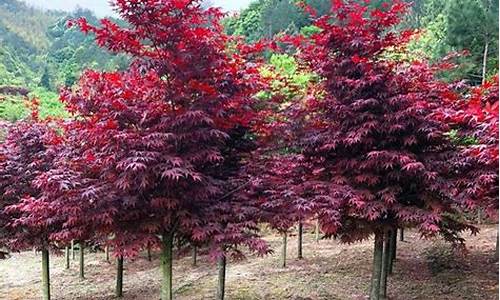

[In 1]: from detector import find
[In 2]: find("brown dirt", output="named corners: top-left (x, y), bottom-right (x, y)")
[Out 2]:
top-left (0, 225), bottom-right (498, 300)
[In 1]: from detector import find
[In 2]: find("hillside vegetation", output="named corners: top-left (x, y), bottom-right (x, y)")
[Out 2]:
top-left (0, 0), bottom-right (127, 121)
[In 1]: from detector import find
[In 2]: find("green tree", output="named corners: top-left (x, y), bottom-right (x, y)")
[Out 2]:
top-left (224, 0), bottom-right (331, 42)
top-left (223, 0), bottom-right (266, 41)
top-left (39, 66), bottom-right (51, 90)
top-left (446, 0), bottom-right (499, 83)
top-left (408, 0), bottom-right (499, 84)
top-left (62, 63), bottom-right (78, 87)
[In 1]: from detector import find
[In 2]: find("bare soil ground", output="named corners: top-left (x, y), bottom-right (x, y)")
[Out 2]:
top-left (0, 225), bottom-right (498, 300)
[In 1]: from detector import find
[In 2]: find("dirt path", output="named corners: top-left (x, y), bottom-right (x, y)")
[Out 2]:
top-left (0, 225), bottom-right (498, 300)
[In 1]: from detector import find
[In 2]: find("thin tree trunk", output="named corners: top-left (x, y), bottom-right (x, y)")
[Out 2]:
top-left (315, 219), bottom-right (320, 242)
top-left (79, 241), bottom-right (85, 279)
top-left (386, 230), bottom-right (393, 276)
top-left (281, 232), bottom-right (287, 268)
top-left (496, 230), bottom-right (498, 261)
top-left (147, 244), bottom-right (152, 262)
top-left (380, 231), bottom-right (391, 299)
top-left (160, 232), bottom-right (174, 300)
top-left (369, 232), bottom-right (383, 300)
top-left (41, 248), bottom-right (50, 300)
top-left (116, 256), bottom-right (124, 298)
top-left (192, 246), bottom-right (197, 266)
top-left (71, 240), bottom-right (75, 260)
top-left (482, 39), bottom-right (489, 84)
top-left (388, 229), bottom-right (396, 275)
top-left (391, 229), bottom-right (397, 261)
top-left (105, 246), bottom-right (110, 263)
top-left (297, 222), bottom-right (303, 259)
top-left (399, 228), bottom-right (404, 242)
top-left (216, 255), bottom-right (226, 300)
top-left (65, 246), bottom-right (70, 269)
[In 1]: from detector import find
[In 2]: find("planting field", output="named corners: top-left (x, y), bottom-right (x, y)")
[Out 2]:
top-left (1, 226), bottom-right (497, 300)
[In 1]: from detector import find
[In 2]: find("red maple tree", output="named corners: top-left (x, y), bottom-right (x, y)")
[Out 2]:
top-left (244, 51), bottom-right (320, 266)
top-left (0, 119), bottom-right (62, 251)
top-left (277, 1), bottom-right (486, 299)
top-left (0, 117), bottom-right (63, 300)
top-left (63, 0), bottom-right (268, 299)
top-left (245, 153), bottom-right (315, 267)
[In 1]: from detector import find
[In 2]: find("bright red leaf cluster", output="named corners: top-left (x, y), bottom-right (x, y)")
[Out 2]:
top-left (439, 76), bottom-right (499, 219)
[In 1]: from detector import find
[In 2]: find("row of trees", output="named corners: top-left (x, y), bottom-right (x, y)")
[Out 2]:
top-left (0, 1), bottom-right (498, 300)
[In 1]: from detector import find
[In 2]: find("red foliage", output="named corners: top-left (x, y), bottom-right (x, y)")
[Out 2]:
top-left (277, 0), bottom-right (482, 244)
top-left (438, 76), bottom-right (499, 219)
top-left (0, 120), bottom-right (62, 251)
top-left (71, 0), bottom-right (261, 130)
top-left (244, 59), bottom-right (319, 235)
top-left (0, 86), bottom-right (30, 97)
top-left (243, 154), bottom-right (315, 234)
top-left (54, 0), bottom-right (269, 258)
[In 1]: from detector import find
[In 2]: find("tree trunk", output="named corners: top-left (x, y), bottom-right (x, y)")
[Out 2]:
top-left (297, 222), bottom-right (303, 259)
top-left (388, 229), bottom-right (396, 275)
top-left (105, 246), bottom-right (110, 263)
top-left (79, 241), bottom-right (85, 279)
top-left (147, 244), bottom-right (152, 262)
top-left (160, 231), bottom-right (174, 300)
top-left (380, 231), bottom-right (391, 299)
top-left (399, 228), bottom-right (404, 242)
top-left (65, 246), bottom-right (70, 269)
top-left (496, 230), bottom-right (498, 261)
top-left (116, 256), bottom-right (124, 298)
top-left (41, 248), bottom-right (51, 300)
top-left (192, 246), bottom-right (197, 267)
top-left (369, 232), bottom-right (383, 300)
top-left (216, 255), bottom-right (226, 300)
top-left (482, 39), bottom-right (489, 84)
top-left (315, 219), bottom-right (320, 242)
top-left (391, 229), bottom-right (397, 261)
top-left (386, 230), bottom-right (393, 276)
top-left (281, 232), bottom-right (287, 268)
top-left (71, 240), bottom-right (75, 260)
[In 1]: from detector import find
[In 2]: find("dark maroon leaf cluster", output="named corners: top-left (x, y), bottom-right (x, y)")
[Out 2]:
top-left (0, 86), bottom-right (30, 97)
top-left (0, 120), bottom-right (62, 251)
top-left (38, 0), bottom-right (268, 258)
top-left (267, 0), bottom-right (487, 244)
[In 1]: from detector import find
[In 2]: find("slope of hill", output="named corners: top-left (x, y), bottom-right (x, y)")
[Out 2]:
top-left (0, 0), bottom-right (63, 86)
top-left (0, 0), bottom-right (128, 121)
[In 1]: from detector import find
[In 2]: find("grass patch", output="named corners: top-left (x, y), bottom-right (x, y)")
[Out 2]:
top-left (0, 88), bottom-right (68, 121)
